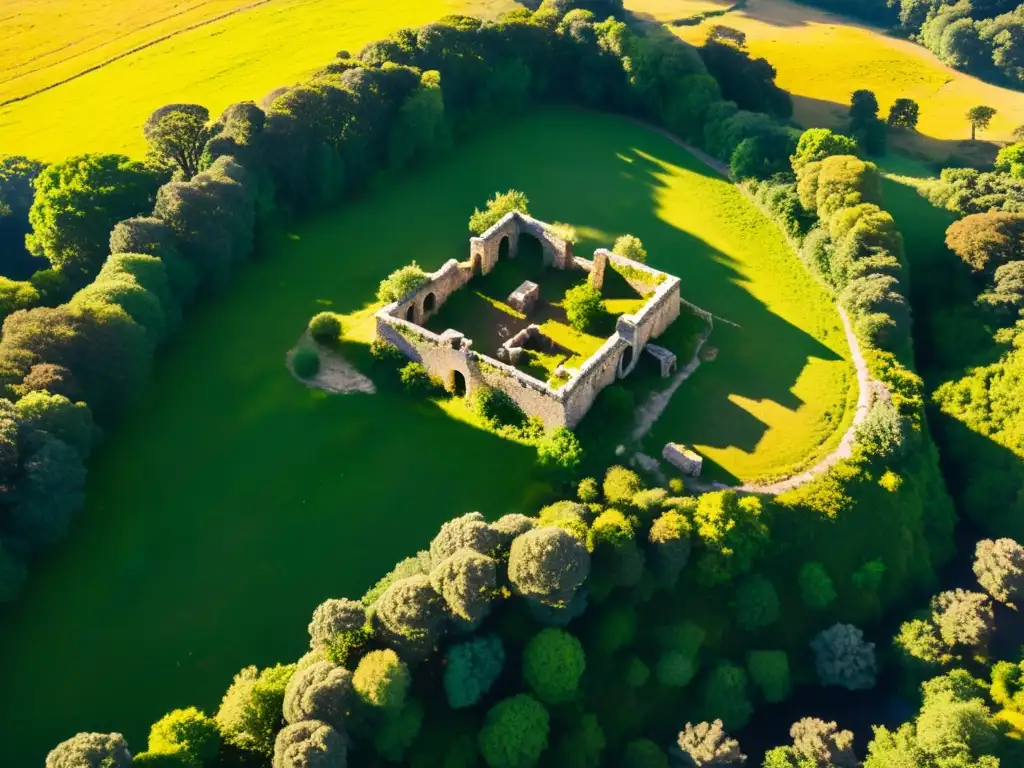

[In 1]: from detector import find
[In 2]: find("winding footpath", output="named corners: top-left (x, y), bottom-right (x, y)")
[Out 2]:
top-left (630, 122), bottom-right (884, 495)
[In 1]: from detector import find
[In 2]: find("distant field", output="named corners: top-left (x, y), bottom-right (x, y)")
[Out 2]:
top-left (629, 0), bottom-right (1024, 161)
top-left (0, 0), bottom-right (512, 161)
top-left (0, 108), bottom-right (853, 764)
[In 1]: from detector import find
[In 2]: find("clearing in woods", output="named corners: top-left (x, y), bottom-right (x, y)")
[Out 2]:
top-left (0, 108), bottom-right (854, 764)
top-left (629, 0), bottom-right (1024, 161)
top-left (0, 0), bottom-right (513, 160)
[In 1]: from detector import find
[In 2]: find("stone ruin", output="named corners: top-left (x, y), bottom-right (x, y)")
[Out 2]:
top-left (374, 210), bottom-right (697, 428)
top-left (662, 442), bottom-right (703, 477)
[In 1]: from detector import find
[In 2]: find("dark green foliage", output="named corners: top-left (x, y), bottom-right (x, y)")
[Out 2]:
top-left (624, 739), bottom-right (668, 768)
top-left (400, 362), bottom-right (440, 397)
top-left (469, 190), bottom-right (529, 236)
top-left (308, 312), bottom-right (342, 342)
top-left (624, 656), bottom-right (650, 688)
top-left (811, 623), bottom-right (876, 691)
top-left (798, 562), bottom-right (837, 609)
top-left (13, 390), bottom-right (94, 459)
top-left (473, 387), bottom-right (526, 428)
top-left (746, 650), bottom-right (791, 703)
top-left (523, 627), bottom-right (586, 704)
top-left (703, 663), bottom-right (753, 730)
top-left (657, 651), bottom-right (698, 688)
top-left (699, 38), bottom-right (792, 119)
top-left (551, 713), bottom-right (605, 768)
top-left (851, 558), bottom-right (887, 592)
top-left (292, 348), bottom-right (320, 379)
top-left (444, 635), bottom-right (505, 709)
top-left (8, 431), bottom-right (86, 554)
top-left (732, 575), bottom-right (780, 631)
top-left (0, 156), bottom-right (45, 281)
top-left (0, 538), bottom-right (27, 603)
top-left (887, 98), bottom-right (920, 130)
top-left (374, 699), bottom-right (424, 762)
top-left (589, 604), bottom-right (636, 655)
top-left (478, 695), bottom-right (549, 768)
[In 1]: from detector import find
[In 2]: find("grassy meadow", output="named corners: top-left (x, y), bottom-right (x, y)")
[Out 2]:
top-left (0, 108), bottom-right (853, 763)
top-left (0, 0), bottom-right (513, 161)
top-left (629, 0), bottom-right (1024, 161)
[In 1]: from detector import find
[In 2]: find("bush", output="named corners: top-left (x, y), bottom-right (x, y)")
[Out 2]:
top-left (399, 362), bottom-right (438, 397)
top-left (563, 281), bottom-right (603, 332)
top-left (473, 387), bottom-right (525, 428)
top-left (308, 312), bottom-right (341, 343)
top-left (603, 466), bottom-right (643, 506)
top-left (469, 190), bottom-right (529, 235)
top-left (377, 262), bottom-right (429, 303)
top-left (577, 477), bottom-right (599, 503)
top-left (354, 649), bottom-right (410, 710)
top-left (798, 562), bottom-right (837, 609)
top-left (536, 427), bottom-right (583, 475)
top-left (145, 707), bottom-right (220, 767)
top-left (478, 695), bottom-right (550, 768)
top-left (444, 635), bottom-right (505, 709)
top-left (747, 650), bottom-right (791, 703)
top-left (292, 348), bottom-right (319, 379)
top-left (612, 235), bottom-right (647, 263)
top-left (523, 628), bottom-right (586, 704)
top-left (732, 575), bottom-right (780, 631)
top-left (216, 664), bottom-right (295, 758)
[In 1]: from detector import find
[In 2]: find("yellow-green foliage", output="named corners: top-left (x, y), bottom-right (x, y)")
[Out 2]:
top-left (634, 0), bottom-right (1024, 158)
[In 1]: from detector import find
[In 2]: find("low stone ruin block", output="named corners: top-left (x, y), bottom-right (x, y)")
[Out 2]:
top-left (645, 343), bottom-right (678, 377)
top-left (662, 443), bottom-right (703, 477)
top-left (507, 280), bottom-right (540, 314)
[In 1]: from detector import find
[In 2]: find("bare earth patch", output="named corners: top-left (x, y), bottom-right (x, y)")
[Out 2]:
top-left (286, 334), bottom-right (375, 395)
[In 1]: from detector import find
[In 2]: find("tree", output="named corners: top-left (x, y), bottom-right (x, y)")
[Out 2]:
top-left (491, 513), bottom-right (536, 549)
top-left (603, 465), bottom-right (643, 505)
top-left (974, 538), bottom-right (1024, 605)
top-left (798, 562), bottom-right (837, 609)
top-left (577, 477), bottom-right (599, 502)
top-left (216, 664), bottom-right (296, 757)
top-left (508, 526), bottom-right (590, 607)
top-left (523, 628), bottom-right (586, 704)
top-left (887, 99), bottom-right (920, 130)
top-left (272, 720), bottom-right (347, 768)
top-left (551, 713), bottom-right (605, 768)
top-left (478, 695), bottom-right (550, 768)
top-left (850, 90), bottom-right (880, 125)
top-left (930, 589), bottom-right (995, 651)
top-left (786, 717), bottom-right (859, 767)
top-left (46, 732), bottom-right (132, 768)
top-left (894, 618), bottom-right (952, 671)
top-left (373, 574), bottom-right (447, 659)
top-left (388, 70), bottom-right (451, 169)
top-left (1014, 125), bottom-right (1024, 142)
top-left (648, 510), bottom-right (692, 587)
top-left (657, 651), bottom-right (698, 688)
top-left (995, 142), bottom-right (1024, 179)
top-left (693, 491), bottom-right (769, 585)
top-left (26, 154), bottom-right (164, 280)
top-left (0, 155), bottom-right (45, 279)
top-left (966, 105), bottom-right (997, 140)
top-left (612, 235), bottom-right (648, 263)
top-left (732, 574), bottom-right (780, 631)
top-left (14, 389), bottom-right (94, 458)
top-left (430, 511), bottom-right (500, 563)
top-left (376, 261), bottom-right (428, 306)
top-left (8, 431), bottom-right (86, 553)
top-left (283, 660), bottom-right (352, 731)
top-left (536, 427), bottom-right (583, 476)
top-left (704, 663), bottom-right (753, 730)
top-left (624, 739), bottom-right (669, 768)
top-left (444, 635), bottom-right (505, 709)
top-left (563, 281), bottom-right (603, 332)
top-left (307, 598), bottom-right (366, 649)
top-left (353, 649), bottom-right (410, 710)
top-left (747, 650), bottom-right (791, 703)
top-left (790, 128), bottom-right (859, 171)
top-left (109, 216), bottom-right (197, 304)
top-left (673, 720), bottom-right (745, 766)
top-left (308, 312), bottom-right (342, 343)
top-left (430, 548), bottom-right (498, 626)
top-left (144, 707), bottom-right (220, 767)
top-left (811, 624), bottom-right (876, 691)
top-left (469, 190), bottom-right (529, 235)
top-left (144, 104), bottom-right (213, 180)
top-left (945, 212), bottom-right (1024, 272)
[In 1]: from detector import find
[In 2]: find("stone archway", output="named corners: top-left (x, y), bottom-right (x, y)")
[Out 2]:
top-left (451, 370), bottom-right (467, 396)
top-left (619, 345), bottom-right (634, 377)
top-left (405, 304), bottom-right (415, 322)
top-left (498, 235), bottom-right (510, 261)
top-left (423, 292), bottom-right (436, 313)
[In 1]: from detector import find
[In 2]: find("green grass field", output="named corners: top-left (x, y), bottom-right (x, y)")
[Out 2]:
top-left (0, 108), bottom-right (853, 763)
top-left (630, 0), bottom-right (1024, 162)
top-left (0, 0), bottom-right (513, 161)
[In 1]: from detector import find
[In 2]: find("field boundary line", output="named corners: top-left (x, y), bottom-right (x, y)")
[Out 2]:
top-left (0, 0), bottom-right (276, 108)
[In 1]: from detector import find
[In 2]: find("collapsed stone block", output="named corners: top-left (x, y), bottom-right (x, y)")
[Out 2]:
top-left (507, 280), bottom-right (540, 314)
top-left (662, 443), bottom-right (703, 477)
top-left (645, 343), bottom-right (678, 378)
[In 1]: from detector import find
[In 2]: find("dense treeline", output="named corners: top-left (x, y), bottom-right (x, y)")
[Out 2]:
top-left (47, 452), bottom-right (954, 767)
top-left (0, 0), bottom-right (817, 605)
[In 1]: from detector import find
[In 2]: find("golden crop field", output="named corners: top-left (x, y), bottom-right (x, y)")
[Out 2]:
top-left (0, 0), bottom-right (513, 161)
top-left (629, 0), bottom-right (1024, 160)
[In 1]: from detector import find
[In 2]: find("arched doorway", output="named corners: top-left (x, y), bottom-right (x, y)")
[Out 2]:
top-left (518, 232), bottom-right (544, 274)
top-left (498, 235), bottom-right (510, 261)
top-left (451, 370), bottom-right (467, 396)
top-left (405, 305), bottom-right (415, 322)
top-left (423, 293), bottom-right (436, 313)
top-left (619, 345), bottom-right (634, 377)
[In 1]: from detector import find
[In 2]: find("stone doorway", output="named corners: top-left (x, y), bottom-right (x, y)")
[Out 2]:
top-left (452, 370), bottom-right (467, 396)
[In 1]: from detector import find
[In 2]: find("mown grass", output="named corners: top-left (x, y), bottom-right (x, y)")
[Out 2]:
top-left (0, 108), bottom-right (852, 764)
top-left (630, 0), bottom-right (1024, 161)
top-left (0, 0), bottom-right (514, 160)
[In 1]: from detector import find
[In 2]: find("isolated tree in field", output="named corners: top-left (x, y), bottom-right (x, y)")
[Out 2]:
top-left (283, 660), bottom-right (352, 731)
top-left (430, 511), bottom-right (500, 563)
top-left (469, 189), bottom-right (529, 235)
top-left (706, 25), bottom-right (747, 47)
top-left (523, 628), bottom-right (586, 704)
top-left (850, 90), bottom-right (879, 125)
top-left (673, 720), bottom-right (745, 766)
top-left (353, 649), bottom-right (410, 710)
top-left (887, 98), bottom-right (920, 130)
top-left (811, 623), bottom-right (876, 690)
top-left (945, 211), bottom-right (1024, 272)
top-left (26, 154), bottom-right (163, 280)
top-left (849, 90), bottom-right (886, 155)
top-left (478, 694), bottom-right (550, 768)
top-left (444, 635), bottom-right (505, 709)
top-left (508, 526), bottom-right (590, 607)
top-left (144, 104), bottom-right (213, 180)
top-left (430, 548), bottom-right (498, 626)
top-left (613, 234), bottom-right (648, 263)
top-left (790, 128), bottom-right (859, 171)
top-left (216, 664), bottom-right (295, 757)
top-left (930, 589), bottom-right (995, 651)
top-left (272, 720), bottom-right (347, 768)
top-left (46, 732), bottom-right (132, 768)
top-left (974, 538), bottom-right (1024, 605)
top-left (966, 106), bottom-right (997, 140)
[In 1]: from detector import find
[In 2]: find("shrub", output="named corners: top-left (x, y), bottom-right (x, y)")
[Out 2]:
top-left (399, 362), bottom-right (438, 397)
top-left (478, 695), bottom-right (550, 768)
top-left (469, 190), bottom-right (529, 235)
top-left (370, 338), bottom-right (403, 364)
top-left (308, 312), bottom-right (341, 343)
top-left (536, 427), bottom-right (583, 474)
top-left (430, 549), bottom-right (498, 626)
top-left (563, 281), bottom-right (603, 332)
top-left (603, 466), bottom-right (643, 506)
top-left (282, 661), bottom-right (351, 731)
top-left (747, 650), bottom-right (791, 703)
top-left (649, 511), bottom-right (692, 587)
top-left (791, 128), bottom-right (859, 171)
top-left (373, 574), bottom-right (447, 659)
top-left (430, 512), bottom-right (500, 562)
top-left (508, 526), bottom-right (590, 607)
top-left (612, 235), bottom-right (648, 263)
top-left (577, 477), bottom-right (600, 503)
top-left (353, 649), bottom-right (410, 710)
top-left (272, 720), bottom-right (346, 768)
top-left (145, 707), bottom-right (220, 767)
top-left (45, 733), bottom-right (132, 768)
top-left (473, 387), bottom-right (525, 428)
top-left (216, 664), bottom-right (296, 758)
top-left (377, 261), bottom-right (429, 303)
top-left (523, 628), bottom-right (586, 704)
top-left (444, 635), bottom-right (505, 709)
top-left (292, 348), bottom-right (319, 379)
top-left (798, 562), bottom-right (837, 609)
top-left (852, 558), bottom-right (886, 592)
top-left (732, 575), bottom-right (780, 631)
top-left (373, 699), bottom-right (424, 762)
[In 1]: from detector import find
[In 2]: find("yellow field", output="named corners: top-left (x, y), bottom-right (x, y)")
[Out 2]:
top-left (0, 0), bottom-right (513, 161)
top-left (629, 0), bottom-right (1024, 160)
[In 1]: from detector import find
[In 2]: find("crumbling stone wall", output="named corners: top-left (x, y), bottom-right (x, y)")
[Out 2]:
top-left (470, 211), bottom-right (574, 274)
top-left (395, 259), bottom-right (472, 326)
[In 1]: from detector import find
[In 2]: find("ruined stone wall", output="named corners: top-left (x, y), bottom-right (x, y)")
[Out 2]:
top-left (392, 259), bottom-right (472, 327)
top-left (560, 335), bottom-right (629, 426)
top-left (469, 353), bottom-right (571, 428)
top-left (470, 211), bottom-right (574, 273)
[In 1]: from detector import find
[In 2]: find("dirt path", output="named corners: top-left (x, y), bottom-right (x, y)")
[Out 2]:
top-left (630, 123), bottom-right (883, 495)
